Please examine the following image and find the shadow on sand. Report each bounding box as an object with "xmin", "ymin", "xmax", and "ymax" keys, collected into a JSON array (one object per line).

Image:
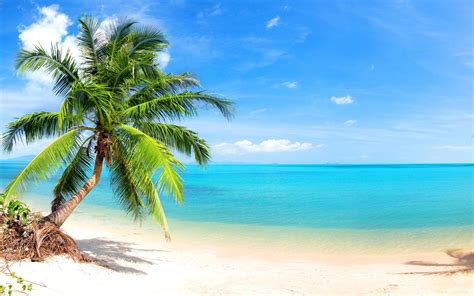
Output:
[
  {"xmin": 403, "ymin": 249, "xmax": 474, "ymax": 275},
  {"xmin": 76, "ymin": 238, "xmax": 168, "ymax": 275}
]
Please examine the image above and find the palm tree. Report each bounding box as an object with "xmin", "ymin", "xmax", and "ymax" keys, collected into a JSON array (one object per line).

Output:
[{"xmin": 1, "ymin": 17, "xmax": 233, "ymax": 239}]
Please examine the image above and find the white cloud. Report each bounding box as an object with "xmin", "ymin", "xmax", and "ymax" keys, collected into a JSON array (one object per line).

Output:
[
  {"xmin": 98, "ymin": 16, "xmax": 118, "ymax": 33},
  {"xmin": 344, "ymin": 119, "xmax": 357, "ymax": 126},
  {"xmin": 197, "ymin": 3, "xmax": 222, "ymax": 20},
  {"xmin": 266, "ymin": 16, "xmax": 280, "ymax": 29},
  {"xmin": 19, "ymin": 5, "xmax": 71, "ymax": 51},
  {"xmin": 156, "ymin": 51, "xmax": 171, "ymax": 69},
  {"xmin": 296, "ymin": 26, "xmax": 310, "ymax": 43},
  {"xmin": 18, "ymin": 7, "xmax": 171, "ymax": 81},
  {"xmin": 213, "ymin": 139, "xmax": 314, "ymax": 154},
  {"xmin": 250, "ymin": 108, "xmax": 267, "ymax": 114},
  {"xmin": 207, "ymin": 3, "xmax": 222, "ymax": 16},
  {"xmin": 282, "ymin": 81, "xmax": 298, "ymax": 88},
  {"xmin": 434, "ymin": 145, "xmax": 473, "ymax": 150},
  {"xmin": 239, "ymin": 48, "xmax": 286, "ymax": 71},
  {"xmin": 1, "ymin": 4, "xmax": 78, "ymax": 117},
  {"xmin": 18, "ymin": 5, "xmax": 79, "ymax": 86},
  {"xmin": 330, "ymin": 95, "xmax": 353, "ymax": 105},
  {"xmin": 24, "ymin": 72, "xmax": 54, "ymax": 87},
  {"xmin": 210, "ymin": 4, "xmax": 222, "ymax": 16}
]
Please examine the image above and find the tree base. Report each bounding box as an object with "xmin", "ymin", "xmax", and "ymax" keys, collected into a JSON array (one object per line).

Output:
[{"xmin": 0, "ymin": 218, "xmax": 90, "ymax": 262}]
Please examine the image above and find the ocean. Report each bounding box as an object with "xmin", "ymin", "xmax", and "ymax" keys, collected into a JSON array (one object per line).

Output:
[{"xmin": 1, "ymin": 162, "xmax": 473, "ymax": 253}]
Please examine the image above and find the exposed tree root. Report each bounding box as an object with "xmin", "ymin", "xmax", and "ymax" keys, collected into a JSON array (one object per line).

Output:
[{"xmin": 0, "ymin": 217, "xmax": 91, "ymax": 263}]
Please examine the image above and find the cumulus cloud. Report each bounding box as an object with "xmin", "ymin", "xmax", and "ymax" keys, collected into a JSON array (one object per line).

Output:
[
  {"xmin": 266, "ymin": 16, "xmax": 280, "ymax": 29},
  {"xmin": 19, "ymin": 5, "xmax": 72, "ymax": 51},
  {"xmin": 282, "ymin": 81, "xmax": 298, "ymax": 88},
  {"xmin": 330, "ymin": 95, "xmax": 353, "ymax": 105},
  {"xmin": 18, "ymin": 7, "xmax": 172, "ymax": 81},
  {"xmin": 98, "ymin": 16, "xmax": 118, "ymax": 33},
  {"xmin": 18, "ymin": 5, "xmax": 78, "ymax": 86},
  {"xmin": 156, "ymin": 51, "xmax": 171, "ymax": 68},
  {"xmin": 344, "ymin": 119, "xmax": 357, "ymax": 126},
  {"xmin": 213, "ymin": 139, "xmax": 314, "ymax": 154}
]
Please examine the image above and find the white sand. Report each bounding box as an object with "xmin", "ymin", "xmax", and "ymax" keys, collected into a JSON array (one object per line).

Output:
[{"xmin": 6, "ymin": 218, "xmax": 474, "ymax": 295}]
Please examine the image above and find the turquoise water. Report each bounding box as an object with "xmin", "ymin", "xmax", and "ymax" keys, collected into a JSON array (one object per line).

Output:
[{"xmin": 0, "ymin": 162, "xmax": 473, "ymax": 231}]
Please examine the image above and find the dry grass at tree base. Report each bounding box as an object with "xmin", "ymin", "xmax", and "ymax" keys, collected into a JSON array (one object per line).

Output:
[{"xmin": 0, "ymin": 214, "xmax": 90, "ymax": 262}]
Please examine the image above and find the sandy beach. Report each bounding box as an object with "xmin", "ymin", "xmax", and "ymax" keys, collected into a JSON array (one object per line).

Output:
[
  {"xmin": 0, "ymin": 0, "xmax": 473, "ymax": 295},
  {"xmin": 5, "ymin": 214, "xmax": 473, "ymax": 296}
]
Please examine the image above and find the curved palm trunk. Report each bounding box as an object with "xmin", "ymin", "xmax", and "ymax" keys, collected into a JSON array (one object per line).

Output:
[{"xmin": 44, "ymin": 153, "xmax": 104, "ymax": 226}]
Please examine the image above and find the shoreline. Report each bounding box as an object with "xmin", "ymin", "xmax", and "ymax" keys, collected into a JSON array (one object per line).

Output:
[
  {"xmin": 64, "ymin": 213, "xmax": 474, "ymax": 264},
  {"xmin": 66, "ymin": 214, "xmax": 474, "ymax": 266},
  {"xmin": 4, "ymin": 196, "xmax": 473, "ymax": 294},
  {"xmin": 19, "ymin": 195, "xmax": 474, "ymax": 263},
  {"xmin": 7, "ymin": 214, "xmax": 474, "ymax": 295}
]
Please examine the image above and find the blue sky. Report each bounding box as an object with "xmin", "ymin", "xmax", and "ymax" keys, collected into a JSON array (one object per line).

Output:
[{"xmin": 0, "ymin": 0, "xmax": 472, "ymax": 163}]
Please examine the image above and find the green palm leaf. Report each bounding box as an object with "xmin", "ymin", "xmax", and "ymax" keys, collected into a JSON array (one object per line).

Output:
[
  {"xmin": 58, "ymin": 82, "xmax": 113, "ymax": 130},
  {"xmin": 128, "ymin": 26, "xmax": 168, "ymax": 58},
  {"xmin": 106, "ymin": 19, "xmax": 136, "ymax": 59},
  {"xmin": 16, "ymin": 44, "xmax": 79, "ymax": 96},
  {"xmin": 127, "ymin": 73, "xmax": 201, "ymax": 106},
  {"xmin": 3, "ymin": 129, "xmax": 81, "ymax": 204},
  {"xmin": 52, "ymin": 146, "xmax": 94, "ymax": 211},
  {"xmin": 123, "ymin": 91, "xmax": 234, "ymax": 121},
  {"xmin": 111, "ymin": 141, "xmax": 171, "ymax": 237},
  {"xmin": 110, "ymin": 149, "xmax": 146, "ymax": 221},
  {"xmin": 2, "ymin": 112, "xmax": 60, "ymax": 152},
  {"xmin": 135, "ymin": 122, "xmax": 211, "ymax": 165},
  {"xmin": 118, "ymin": 124, "xmax": 184, "ymax": 203},
  {"xmin": 77, "ymin": 16, "xmax": 107, "ymax": 75},
  {"xmin": 5, "ymin": 16, "xmax": 234, "ymax": 232}
]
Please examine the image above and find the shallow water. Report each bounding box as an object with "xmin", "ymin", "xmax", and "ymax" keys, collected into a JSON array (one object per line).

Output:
[{"xmin": 1, "ymin": 162, "xmax": 473, "ymax": 252}]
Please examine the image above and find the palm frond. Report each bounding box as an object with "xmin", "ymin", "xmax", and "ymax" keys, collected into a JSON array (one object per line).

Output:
[
  {"xmin": 111, "ymin": 141, "xmax": 171, "ymax": 237},
  {"xmin": 127, "ymin": 73, "xmax": 201, "ymax": 106},
  {"xmin": 117, "ymin": 124, "xmax": 184, "ymax": 203},
  {"xmin": 2, "ymin": 112, "xmax": 59, "ymax": 152},
  {"xmin": 106, "ymin": 19, "xmax": 136, "ymax": 59},
  {"xmin": 128, "ymin": 26, "xmax": 168, "ymax": 58},
  {"xmin": 58, "ymin": 88, "xmax": 86, "ymax": 132},
  {"xmin": 3, "ymin": 129, "xmax": 81, "ymax": 204},
  {"xmin": 109, "ymin": 146, "xmax": 146, "ymax": 221},
  {"xmin": 163, "ymin": 73, "xmax": 200, "ymax": 91},
  {"xmin": 108, "ymin": 48, "xmax": 136, "ymax": 89},
  {"xmin": 59, "ymin": 82, "xmax": 113, "ymax": 130},
  {"xmin": 123, "ymin": 91, "xmax": 234, "ymax": 122},
  {"xmin": 6, "ymin": 17, "xmax": 234, "ymax": 230},
  {"xmin": 78, "ymin": 16, "xmax": 107, "ymax": 75},
  {"xmin": 135, "ymin": 122, "xmax": 211, "ymax": 165},
  {"xmin": 16, "ymin": 44, "xmax": 79, "ymax": 96},
  {"xmin": 52, "ymin": 146, "xmax": 94, "ymax": 211}
]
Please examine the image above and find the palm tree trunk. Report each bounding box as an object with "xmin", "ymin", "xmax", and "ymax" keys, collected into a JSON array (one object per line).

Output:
[{"xmin": 44, "ymin": 152, "xmax": 104, "ymax": 227}]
